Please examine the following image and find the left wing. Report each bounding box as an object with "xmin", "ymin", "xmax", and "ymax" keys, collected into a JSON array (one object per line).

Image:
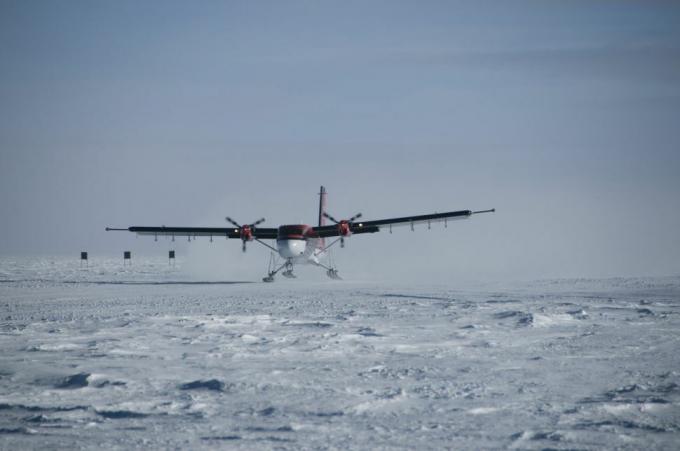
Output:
[
  {"xmin": 312, "ymin": 208, "xmax": 494, "ymax": 237},
  {"xmin": 106, "ymin": 226, "xmax": 279, "ymax": 240}
]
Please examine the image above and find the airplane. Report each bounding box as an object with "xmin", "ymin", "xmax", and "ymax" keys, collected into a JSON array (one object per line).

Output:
[{"xmin": 106, "ymin": 186, "xmax": 494, "ymax": 282}]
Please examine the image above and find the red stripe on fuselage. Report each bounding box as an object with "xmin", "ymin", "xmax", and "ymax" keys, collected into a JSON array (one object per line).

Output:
[
  {"xmin": 277, "ymin": 224, "xmax": 316, "ymax": 240},
  {"xmin": 279, "ymin": 234, "xmax": 305, "ymax": 240}
]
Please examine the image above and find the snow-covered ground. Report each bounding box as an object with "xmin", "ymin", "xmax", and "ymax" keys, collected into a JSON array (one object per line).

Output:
[{"xmin": 1, "ymin": 257, "xmax": 679, "ymax": 449}]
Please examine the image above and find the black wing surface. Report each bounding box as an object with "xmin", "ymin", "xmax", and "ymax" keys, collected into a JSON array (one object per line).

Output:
[
  {"xmin": 106, "ymin": 226, "xmax": 279, "ymax": 240},
  {"xmin": 313, "ymin": 225, "xmax": 380, "ymax": 238},
  {"xmin": 312, "ymin": 208, "xmax": 494, "ymax": 238}
]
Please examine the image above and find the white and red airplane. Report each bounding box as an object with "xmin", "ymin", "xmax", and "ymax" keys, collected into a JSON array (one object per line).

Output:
[{"xmin": 106, "ymin": 186, "xmax": 494, "ymax": 281}]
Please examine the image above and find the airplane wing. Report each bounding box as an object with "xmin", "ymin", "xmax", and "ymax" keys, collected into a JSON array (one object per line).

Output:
[
  {"xmin": 105, "ymin": 226, "xmax": 279, "ymax": 240},
  {"xmin": 312, "ymin": 208, "xmax": 494, "ymax": 238}
]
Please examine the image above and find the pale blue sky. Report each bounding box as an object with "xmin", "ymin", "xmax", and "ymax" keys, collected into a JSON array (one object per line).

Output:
[{"xmin": 1, "ymin": 1, "xmax": 679, "ymax": 280}]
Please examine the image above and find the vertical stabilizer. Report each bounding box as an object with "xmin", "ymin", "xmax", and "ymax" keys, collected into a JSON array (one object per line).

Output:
[
  {"xmin": 318, "ymin": 186, "xmax": 327, "ymax": 227},
  {"xmin": 318, "ymin": 186, "xmax": 327, "ymax": 249}
]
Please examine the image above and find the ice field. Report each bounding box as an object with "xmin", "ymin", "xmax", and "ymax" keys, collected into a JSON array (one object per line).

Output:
[{"xmin": 1, "ymin": 257, "xmax": 679, "ymax": 449}]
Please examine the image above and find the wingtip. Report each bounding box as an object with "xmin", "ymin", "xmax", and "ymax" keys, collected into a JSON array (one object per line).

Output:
[{"xmin": 472, "ymin": 208, "xmax": 495, "ymax": 215}]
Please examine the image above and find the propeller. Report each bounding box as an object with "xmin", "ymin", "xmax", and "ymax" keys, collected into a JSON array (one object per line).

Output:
[
  {"xmin": 225, "ymin": 217, "xmax": 266, "ymax": 252},
  {"xmin": 225, "ymin": 217, "xmax": 241, "ymax": 228},
  {"xmin": 322, "ymin": 212, "xmax": 362, "ymax": 247},
  {"xmin": 323, "ymin": 212, "xmax": 362, "ymax": 223}
]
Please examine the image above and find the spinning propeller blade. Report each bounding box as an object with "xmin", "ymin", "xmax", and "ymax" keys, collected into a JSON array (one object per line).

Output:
[
  {"xmin": 225, "ymin": 216, "xmax": 265, "ymax": 253},
  {"xmin": 225, "ymin": 217, "xmax": 241, "ymax": 228},
  {"xmin": 324, "ymin": 211, "xmax": 363, "ymax": 248},
  {"xmin": 323, "ymin": 211, "xmax": 362, "ymax": 224},
  {"xmin": 322, "ymin": 212, "xmax": 339, "ymax": 224},
  {"xmin": 250, "ymin": 218, "xmax": 266, "ymax": 227}
]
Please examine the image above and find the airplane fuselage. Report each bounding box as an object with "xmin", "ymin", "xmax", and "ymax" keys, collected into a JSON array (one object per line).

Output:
[{"xmin": 276, "ymin": 224, "xmax": 318, "ymax": 259}]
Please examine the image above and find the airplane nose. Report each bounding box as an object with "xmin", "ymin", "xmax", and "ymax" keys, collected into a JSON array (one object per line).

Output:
[{"xmin": 277, "ymin": 239, "xmax": 306, "ymax": 258}]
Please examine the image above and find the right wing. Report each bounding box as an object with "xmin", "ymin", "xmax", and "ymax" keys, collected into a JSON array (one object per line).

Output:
[{"xmin": 312, "ymin": 208, "xmax": 494, "ymax": 237}]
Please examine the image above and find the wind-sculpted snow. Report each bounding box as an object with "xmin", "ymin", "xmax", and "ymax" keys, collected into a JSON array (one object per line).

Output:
[{"xmin": 1, "ymin": 257, "xmax": 679, "ymax": 449}]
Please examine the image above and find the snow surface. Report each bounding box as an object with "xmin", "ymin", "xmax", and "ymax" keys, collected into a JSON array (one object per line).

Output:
[{"xmin": 1, "ymin": 257, "xmax": 679, "ymax": 449}]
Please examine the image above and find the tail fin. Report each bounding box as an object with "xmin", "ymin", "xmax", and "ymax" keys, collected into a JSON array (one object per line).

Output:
[
  {"xmin": 318, "ymin": 186, "xmax": 327, "ymax": 227},
  {"xmin": 318, "ymin": 186, "xmax": 327, "ymax": 249}
]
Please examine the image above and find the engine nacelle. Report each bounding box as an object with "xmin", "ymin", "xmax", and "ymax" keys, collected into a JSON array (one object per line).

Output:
[
  {"xmin": 337, "ymin": 221, "xmax": 351, "ymax": 236},
  {"xmin": 240, "ymin": 225, "xmax": 254, "ymax": 241}
]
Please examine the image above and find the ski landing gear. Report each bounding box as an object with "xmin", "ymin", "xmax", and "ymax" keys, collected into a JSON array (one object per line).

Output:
[
  {"xmin": 313, "ymin": 259, "xmax": 342, "ymax": 280},
  {"xmin": 261, "ymin": 251, "xmax": 341, "ymax": 282},
  {"xmin": 321, "ymin": 247, "xmax": 341, "ymax": 280},
  {"xmin": 263, "ymin": 256, "xmax": 295, "ymax": 282},
  {"xmin": 282, "ymin": 261, "xmax": 296, "ymax": 279}
]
